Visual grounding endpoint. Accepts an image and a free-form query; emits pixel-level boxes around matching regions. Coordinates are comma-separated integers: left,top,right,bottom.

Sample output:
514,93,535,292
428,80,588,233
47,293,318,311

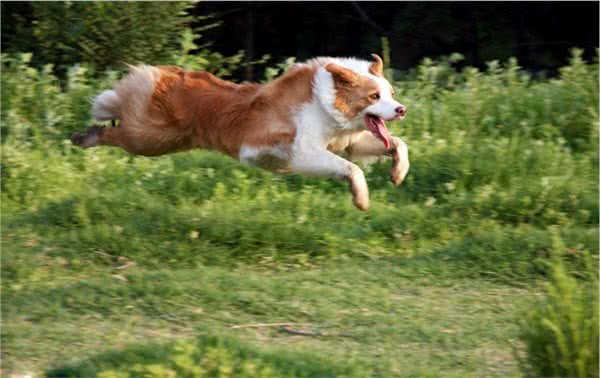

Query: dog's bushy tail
92,89,121,121
92,65,159,125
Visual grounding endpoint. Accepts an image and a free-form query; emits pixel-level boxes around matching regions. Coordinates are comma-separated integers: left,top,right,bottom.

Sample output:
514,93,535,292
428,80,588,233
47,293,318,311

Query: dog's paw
389,139,409,186
348,164,370,211
353,192,370,211
390,162,409,185
70,133,85,146
71,125,103,148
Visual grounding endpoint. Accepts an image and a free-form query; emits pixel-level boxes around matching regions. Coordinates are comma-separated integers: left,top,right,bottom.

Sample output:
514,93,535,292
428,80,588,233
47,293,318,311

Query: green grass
1,50,598,377
5,264,536,377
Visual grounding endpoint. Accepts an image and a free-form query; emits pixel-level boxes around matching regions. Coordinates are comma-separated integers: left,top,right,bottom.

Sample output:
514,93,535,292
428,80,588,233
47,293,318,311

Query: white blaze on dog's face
320,54,406,149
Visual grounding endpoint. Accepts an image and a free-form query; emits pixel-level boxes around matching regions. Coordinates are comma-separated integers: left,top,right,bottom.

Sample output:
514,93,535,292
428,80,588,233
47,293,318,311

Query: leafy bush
517,255,598,378
47,334,370,378
396,49,599,152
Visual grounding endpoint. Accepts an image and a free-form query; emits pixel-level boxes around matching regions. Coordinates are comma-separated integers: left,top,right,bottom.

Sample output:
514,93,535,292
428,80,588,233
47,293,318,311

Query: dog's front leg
290,148,369,211
388,137,410,185
346,132,410,186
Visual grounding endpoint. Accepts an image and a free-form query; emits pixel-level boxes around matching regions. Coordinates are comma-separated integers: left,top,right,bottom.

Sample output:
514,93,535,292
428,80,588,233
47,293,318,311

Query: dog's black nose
395,106,407,116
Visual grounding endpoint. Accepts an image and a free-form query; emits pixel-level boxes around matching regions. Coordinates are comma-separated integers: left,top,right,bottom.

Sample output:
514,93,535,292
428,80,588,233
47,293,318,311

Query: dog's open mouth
365,114,392,150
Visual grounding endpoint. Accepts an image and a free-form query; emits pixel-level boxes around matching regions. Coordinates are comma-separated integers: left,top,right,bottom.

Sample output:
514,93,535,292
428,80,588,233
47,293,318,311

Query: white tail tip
92,90,121,121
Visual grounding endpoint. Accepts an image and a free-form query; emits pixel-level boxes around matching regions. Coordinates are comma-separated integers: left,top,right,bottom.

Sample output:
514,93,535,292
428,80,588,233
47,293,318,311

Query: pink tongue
376,122,392,150
366,115,392,150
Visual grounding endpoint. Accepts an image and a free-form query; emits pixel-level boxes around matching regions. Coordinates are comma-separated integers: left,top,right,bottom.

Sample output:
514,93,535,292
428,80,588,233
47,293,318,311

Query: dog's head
314,54,406,149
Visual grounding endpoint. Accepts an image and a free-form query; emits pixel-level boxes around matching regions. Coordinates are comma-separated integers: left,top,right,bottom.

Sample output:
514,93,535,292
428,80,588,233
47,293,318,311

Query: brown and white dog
71,54,409,210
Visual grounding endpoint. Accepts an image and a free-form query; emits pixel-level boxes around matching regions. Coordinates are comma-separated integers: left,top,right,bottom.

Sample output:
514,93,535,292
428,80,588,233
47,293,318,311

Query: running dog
71,54,409,210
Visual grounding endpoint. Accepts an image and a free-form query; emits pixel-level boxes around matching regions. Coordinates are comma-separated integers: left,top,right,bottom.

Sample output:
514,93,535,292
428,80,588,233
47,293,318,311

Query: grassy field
2,51,598,377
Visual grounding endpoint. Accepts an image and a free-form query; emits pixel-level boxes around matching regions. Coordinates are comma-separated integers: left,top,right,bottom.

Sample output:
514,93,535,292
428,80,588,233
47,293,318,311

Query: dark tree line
193,2,599,78
2,1,597,80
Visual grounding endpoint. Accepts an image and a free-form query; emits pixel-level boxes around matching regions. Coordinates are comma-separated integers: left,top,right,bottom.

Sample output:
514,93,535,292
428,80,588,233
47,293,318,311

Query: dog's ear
325,63,359,87
369,54,384,77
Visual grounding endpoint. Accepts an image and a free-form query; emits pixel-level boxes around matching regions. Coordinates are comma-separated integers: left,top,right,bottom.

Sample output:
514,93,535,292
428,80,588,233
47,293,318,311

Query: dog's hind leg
71,125,106,148
71,123,190,157
71,125,137,152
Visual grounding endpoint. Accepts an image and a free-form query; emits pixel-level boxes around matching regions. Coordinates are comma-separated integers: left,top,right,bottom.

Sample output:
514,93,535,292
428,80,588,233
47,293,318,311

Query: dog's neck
293,97,362,149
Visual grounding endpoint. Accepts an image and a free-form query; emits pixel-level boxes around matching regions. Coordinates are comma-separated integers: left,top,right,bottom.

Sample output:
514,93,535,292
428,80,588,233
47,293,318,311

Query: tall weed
517,254,598,377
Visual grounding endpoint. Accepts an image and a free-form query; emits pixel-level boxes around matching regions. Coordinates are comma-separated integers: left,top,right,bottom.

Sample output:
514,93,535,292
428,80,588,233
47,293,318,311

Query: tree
3,2,193,74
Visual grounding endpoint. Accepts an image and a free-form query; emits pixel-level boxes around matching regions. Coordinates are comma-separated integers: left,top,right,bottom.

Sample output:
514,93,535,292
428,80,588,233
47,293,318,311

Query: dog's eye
369,93,380,100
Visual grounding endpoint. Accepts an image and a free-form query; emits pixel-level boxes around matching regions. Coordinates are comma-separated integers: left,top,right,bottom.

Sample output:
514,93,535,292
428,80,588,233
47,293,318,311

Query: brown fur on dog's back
105,64,316,158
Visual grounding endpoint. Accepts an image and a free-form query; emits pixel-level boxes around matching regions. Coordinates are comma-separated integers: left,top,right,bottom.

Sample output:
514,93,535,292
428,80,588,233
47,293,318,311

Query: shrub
396,49,599,153
47,334,370,378
518,256,599,377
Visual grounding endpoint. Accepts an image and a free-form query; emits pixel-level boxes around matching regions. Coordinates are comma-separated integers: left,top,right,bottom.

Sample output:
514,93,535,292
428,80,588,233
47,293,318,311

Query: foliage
2,3,275,80
5,2,192,74
396,49,599,152
47,334,369,378
517,249,599,378
174,27,272,78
